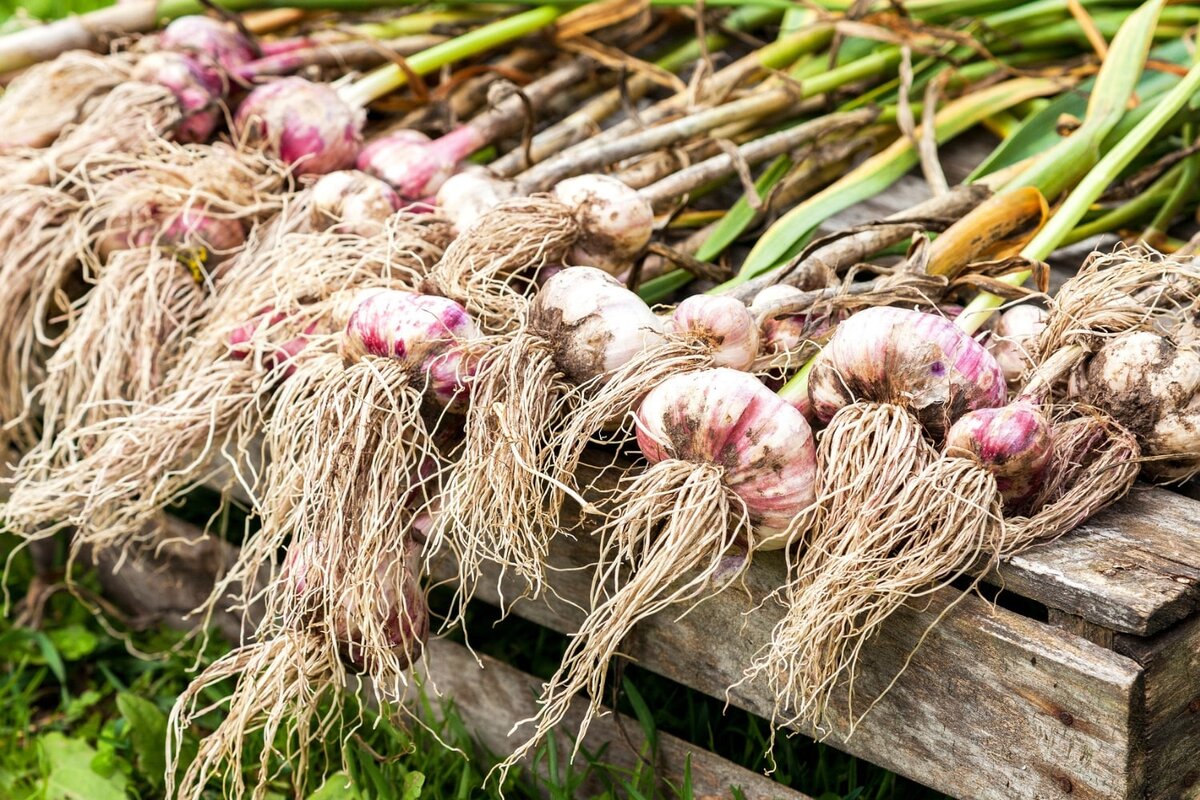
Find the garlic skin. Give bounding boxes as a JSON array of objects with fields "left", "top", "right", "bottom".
[
  {"left": 751, "top": 285, "right": 808, "bottom": 356},
  {"left": 636, "top": 368, "right": 817, "bottom": 547},
  {"left": 358, "top": 126, "right": 486, "bottom": 200},
  {"left": 944, "top": 400, "right": 1054, "bottom": 509},
  {"left": 529, "top": 267, "right": 665, "bottom": 384},
  {"left": 670, "top": 295, "right": 759, "bottom": 370},
  {"left": 159, "top": 16, "right": 255, "bottom": 72},
  {"left": 987, "top": 304, "right": 1047, "bottom": 385},
  {"left": 342, "top": 289, "right": 480, "bottom": 370},
  {"left": 749, "top": 284, "right": 841, "bottom": 367},
  {"left": 1072, "top": 330, "right": 1200, "bottom": 480},
  {"left": 131, "top": 52, "right": 224, "bottom": 143},
  {"left": 436, "top": 167, "right": 518, "bottom": 235},
  {"left": 308, "top": 171, "right": 401, "bottom": 236},
  {"left": 551, "top": 174, "right": 653, "bottom": 274},
  {"left": 234, "top": 77, "right": 364, "bottom": 176},
  {"left": 809, "top": 306, "right": 1006, "bottom": 440}
]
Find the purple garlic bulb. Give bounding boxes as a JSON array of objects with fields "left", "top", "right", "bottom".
[
  {"left": 944, "top": 400, "right": 1054, "bottom": 509},
  {"left": 131, "top": 51, "right": 225, "bottom": 143},
  {"left": 159, "top": 16, "right": 255, "bottom": 72},
  {"left": 670, "top": 295, "right": 760, "bottom": 370},
  {"left": 357, "top": 126, "right": 486, "bottom": 201},
  {"left": 808, "top": 306, "right": 1006, "bottom": 440},
  {"left": 235, "top": 77, "right": 364, "bottom": 175}
]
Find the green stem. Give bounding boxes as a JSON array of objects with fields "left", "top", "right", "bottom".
[
  {"left": 354, "top": 7, "right": 501, "bottom": 39},
  {"left": 1143, "top": 123, "right": 1199, "bottom": 242},
  {"left": 729, "top": 77, "right": 1061, "bottom": 285},
  {"left": 777, "top": 357, "right": 815, "bottom": 402},
  {"left": 338, "top": 5, "right": 562, "bottom": 109},
  {"left": 1061, "top": 165, "right": 1179, "bottom": 246},
  {"left": 958, "top": 56, "right": 1200, "bottom": 334}
]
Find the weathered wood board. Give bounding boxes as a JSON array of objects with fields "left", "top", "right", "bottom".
[
  {"left": 997, "top": 487, "right": 1200, "bottom": 636},
  {"left": 1118, "top": 615, "right": 1200, "bottom": 800},
  {"left": 420, "top": 638, "right": 814, "bottom": 800},
  {"left": 435, "top": 531, "right": 1146, "bottom": 800}
]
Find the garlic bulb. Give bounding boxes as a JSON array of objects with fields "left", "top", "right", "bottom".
[
  {"left": 436, "top": 167, "right": 518, "bottom": 234},
  {"left": 669, "top": 295, "right": 759, "bottom": 370},
  {"left": 1072, "top": 330, "right": 1200, "bottom": 480},
  {"left": 987, "top": 304, "right": 1047, "bottom": 385},
  {"left": 552, "top": 174, "right": 653, "bottom": 274},
  {"left": 159, "top": 15, "right": 255, "bottom": 72},
  {"left": 809, "top": 306, "right": 1006, "bottom": 439},
  {"left": 944, "top": 400, "right": 1054, "bottom": 508},
  {"left": 637, "top": 368, "right": 817, "bottom": 547},
  {"left": 528, "top": 266, "right": 665, "bottom": 384},
  {"left": 309, "top": 171, "right": 401, "bottom": 236},
  {"left": 235, "top": 77, "right": 364, "bottom": 175},
  {"left": 359, "top": 126, "right": 489, "bottom": 200},
  {"left": 342, "top": 288, "right": 480, "bottom": 375},
  {"left": 130, "top": 52, "right": 225, "bottom": 144}
]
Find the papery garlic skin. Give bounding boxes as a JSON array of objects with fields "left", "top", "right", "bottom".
[
  {"left": 945, "top": 400, "right": 1054, "bottom": 508},
  {"left": 159, "top": 16, "right": 256, "bottom": 72},
  {"left": 436, "top": 167, "right": 519, "bottom": 235},
  {"left": 636, "top": 368, "right": 817, "bottom": 548},
  {"left": 809, "top": 306, "right": 1006, "bottom": 439},
  {"left": 309, "top": 171, "right": 401, "bottom": 236},
  {"left": 342, "top": 289, "right": 480, "bottom": 370},
  {"left": 987, "top": 304, "right": 1047, "bottom": 385},
  {"left": 1072, "top": 330, "right": 1200, "bottom": 480},
  {"left": 529, "top": 267, "right": 665, "bottom": 384},
  {"left": 235, "top": 78, "right": 364, "bottom": 176},
  {"left": 131, "top": 52, "right": 225, "bottom": 144},
  {"left": 552, "top": 174, "right": 653, "bottom": 274},
  {"left": 670, "top": 295, "right": 759, "bottom": 370}
]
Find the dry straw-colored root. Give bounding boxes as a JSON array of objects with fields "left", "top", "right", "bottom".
[
  {"left": 758, "top": 455, "right": 1003, "bottom": 734},
  {"left": 0, "top": 51, "right": 134, "bottom": 150},
  {"left": 0, "top": 186, "right": 83, "bottom": 450},
  {"left": 495, "top": 460, "right": 751, "bottom": 783},
  {"left": 244, "top": 357, "right": 434, "bottom": 660},
  {"left": 11, "top": 81, "right": 181, "bottom": 186},
  {"left": 1035, "top": 246, "right": 1200, "bottom": 363},
  {"left": 548, "top": 340, "right": 713, "bottom": 515},
  {"left": 422, "top": 196, "right": 578, "bottom": 334},
  {"left": 167, "top": 633, "right": 349, "bottom": 800},
  {"left": 6, "top": 215, "right": 446, "bottom": 558},
  {"left": 752, "top": 404, "right": 1139, "bottom": 735},
  {"left": 741, "top": 402, "right": 936, "bottom": 732},
  {"left": 425, "top": 331, "right": 573, "bottom": 624},
  {"left": 33, "top": 247, "right": 205, "bottom": 458},
  {"left": 806, "top": 403, "right": 936, "bottom": 554}
]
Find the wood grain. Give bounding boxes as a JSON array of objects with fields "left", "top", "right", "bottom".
[
  {"left": 992, "top": 486, "right": 1200, "bottom": 636},
  {"left": 1118, "top": 614, "right": 1200, "bottom": 800},
  {"left": 435, "top": 529, "right": 1146, "bottom": 800},
  {"left": 420, "top": 638, "right": 814, "bottom": 800}
]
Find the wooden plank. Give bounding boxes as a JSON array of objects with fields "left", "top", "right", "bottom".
[
  {"left": 436, "top": 531, "right": 1145, "bottom": 800},
  {"left": 991, "top": 486, "right": 1200, "bottom": 636},
  {"left": 1117, "top": 615, "right": 1200, "bottom": 800},
  {"left": 1047, "top": 610, "right": 1115, "bottom": 650},
  {"left": 419, "top": 638, "right": 813, "bottom": 800}
]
